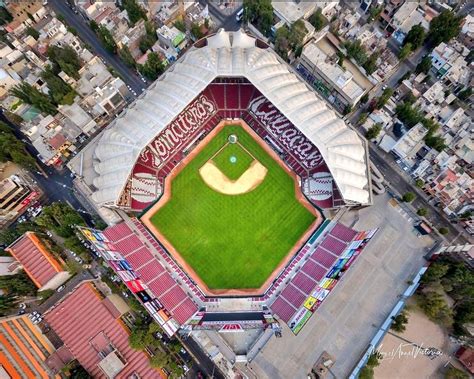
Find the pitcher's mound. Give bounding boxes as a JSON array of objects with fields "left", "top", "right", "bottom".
[{"left": 199, "top": 160, "right": 267, "bottom": 195}]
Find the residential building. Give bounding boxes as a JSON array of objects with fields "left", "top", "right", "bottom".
[
  {"left": 391, "top": 122, "right": 428, "bottom": 168},
  {"left": 0, "top": 176, "right": 32, "bottom": 226},
  {"left": 0, "top": 256, "right": 20, "bottom": 276},
  {"left": 272, "top": 0, "right": 338, "bottom": 25},
  {"left": 455, "top": 346, "right": 474, "bottom": 375},
  {"left": 0, "top": 315, "right": 60, "bottom": 377},
  {"left": 44, "top": 282, "right": 164, "bottom": 378},
  {"left": 430, "top": 41, "right": 470, "bottom": 87},
  {"left": 390, "top": 2, "right": 431, "bottom": 43},
  {"left": 297, "top": 33, "right": 373, "bottom": 112},
  {"left": 6, "top": 232, "right": 70, "bottom": 291},
  {"left": 156, "top": 25, "right": 187, "bottom": 53},
  {"left": 424, "top": 163, "right": 472, "bottom": 216}
]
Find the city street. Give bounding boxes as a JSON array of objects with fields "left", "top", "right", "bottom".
[
  {"left": 48, "top": 0, "right": 147, "bottom": 94},
  {"left": 0, "top": 110, "right": 95, "bottom": 225},
  {"left": 201, "top": 0, "right": 242, "bottom": 31}
]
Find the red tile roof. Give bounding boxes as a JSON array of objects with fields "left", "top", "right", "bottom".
[
  {"left": 456, "top": 346, "right": 474, "bottom": 374},
  {"left": 48, "top": 133, "right": 67, "bottom": 150},
  {"left": 6, "top": 232, "right": 64, "bottom": 288},
  {"left": 44, "top": 283, "right": 164, "bottom": 379}
]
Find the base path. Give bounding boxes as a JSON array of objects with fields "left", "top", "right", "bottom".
[{"left": 199, "top": 160, "right": 267, "bottom": 195}]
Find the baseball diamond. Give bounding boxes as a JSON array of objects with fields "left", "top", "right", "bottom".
[{"left": 141, "top": 121, "right": 320, "bottom": 292}]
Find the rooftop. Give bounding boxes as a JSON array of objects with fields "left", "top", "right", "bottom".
[
  {"left": 44, "top": 283, "right": 163, "bottom": 378},
  {"left": 6, "top": 232, "right": 64, "bottom": 289}
]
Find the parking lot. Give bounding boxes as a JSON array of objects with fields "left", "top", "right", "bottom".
[{"left": 248, "top": 193, "right": 435, "bottom": 379}]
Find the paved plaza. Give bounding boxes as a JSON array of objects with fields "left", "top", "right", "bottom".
[{"left": 249, "top": 193, "right": 435, "bottom": 378}]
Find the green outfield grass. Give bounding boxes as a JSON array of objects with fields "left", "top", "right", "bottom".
[
  {"left": 150, "top": 125, "right": 316, "bottom": 289},
  {"left": 212, "top": 142, "right": 254, "bottom": 180}
]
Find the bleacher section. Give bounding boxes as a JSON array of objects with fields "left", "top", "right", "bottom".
[
  {"left": 269, "top": 223, "right": 378, "bottom": 333},
  {"left": 127, "top": 78, "right": 342, "bottom": 211},
  {"left": 102, "top": 223, "right": 199, "bottom": 326}
]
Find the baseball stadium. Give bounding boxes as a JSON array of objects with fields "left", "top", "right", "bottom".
[{"left": 71, "top": 30, "right": 376, "bottom": 358}]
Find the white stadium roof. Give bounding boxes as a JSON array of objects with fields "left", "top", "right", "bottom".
[{"left": 85, "top": 29, "right": 370, "bottom": 206}]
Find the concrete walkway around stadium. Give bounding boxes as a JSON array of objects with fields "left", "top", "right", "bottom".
[{"left": 247, "top": 193, "right": 435, "bottom": 379}]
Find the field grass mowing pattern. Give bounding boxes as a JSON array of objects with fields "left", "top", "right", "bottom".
[{"left": 151, "top": 125, "right": 316, "bottom": 289}]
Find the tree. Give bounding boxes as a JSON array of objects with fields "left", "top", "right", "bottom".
[
  {"left": 96, "top": 25, "right": 117, "bottom": 53},
  {"left": 415, "top": 179, "right": 424, "bottom": 188},
  {"left": 10, "top": 82, "right": 57, "bottom": 115},
  {"left": 119, "top": 45, "right": 136, "bottom": 67},
  {"left": 424, "top": 133, "right": 446, "bottom": 151},
  {"left": 358, "top": 112, "right": 368, "bottom": 125},
  {"left": 403, "top": 25, "right": 426, "bottom": 49},
  {"left": 0, "top": 6, "right": 13, "bottom": 26},
  {"left": 417, "top": 291, "right": 452, "bottom": 325},
  {"left": 365, "top": 123, "right": 382, "bottom": 140},
  {"left": 395, "top": 103, "right": 423, "bottom": 128},
  {"left": 122, "top": 0, "right": 147, "bottom": 25},
  {"left": 438, "top": 227, "right": 449, "bottom": 235},
  {"left": 376, "top": 88, "right": 394, "bottom": 109},
  {"left": 138, "top": 52, "right": 164, "bottom": 80},
  {"left": 417, "top": 208, "right": 427, "bottom": 217},
  {"left": 26, "top": 26, "right": 40, "bottom": 40},
  {"left": 457, "top": 87, "right": 472, "bottom": 101},
  {"left": 174, "top": 19, "right": 186, "bottom": 33},
  {"left": 391, "top": 310, "right": 409, "bottom": 332},
  {"left": 343, "top": 39, "right": 368, "bottom": 66},
  {"left": 415, "top": 56, "right": 432, "bottom": 74},
  {"left": 129, "top": 329, "right": 147, "bottom": 350},
  {"left": 398, "top": 43, "right": 413, "bottom": 61},
  {"left": 139, "top": 34, "right": 156, "bottom": 53},
  {"left": 402, "top": 192, "right": 415, "bottom": 202},
  {"left": 363, "top": 52, "right": 379, "bottom": 75},
  {"left": 308, "top": 8, "right": 327, "bottom": 31},
  {"left": 289, "top": 19, "right": 307, "bottom": 52},
  {"left": 421, "top": 262, "right": 449, "bottom": 285},
  {"left": 274, "top": 26, "right": 291, "bottom": 61},
  {"left": 445, "top": 366, "right": 469, "bottom": 379},
  {"left": 41, "top": 66, "right": 75, "bottom": 105},
  {"left": 0, "top": 271, "right": 37, "bottom": 297},
  {"left": 47, "top": 46, "right": 82, "bottom": 79},
  {"left": 190, "top": 22, "right": 204, "bottom": 40},
  {"left": 243, "top": 0, "right": 273, "bottom": 36},
  {"left": 149, "top": 351, "right": 169, "bottom": 368},
  {"left": 427, "top": 11, "right": 462, "bottom": 47},
  {"left": 368, "top": 6, "right": 383, "bottom": 23},
  {"left": 360, "top": 94, "right": 369, "bottom": 104}
]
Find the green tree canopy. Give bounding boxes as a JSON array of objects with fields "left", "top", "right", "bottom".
[
  {"left": 26, "top": 26, "right": 40, "bottom": 40},
  {"left": 47, "top": 46, "right": 82, "bottom": 79},
  {"left": 395, "top": 102, "right": 423, "bottom": 128},
  {"left": 343, "top": 39, "right": 368, "bottom": 66},
  {"left": 0, "top": 6, "right": 13, "bottom": 26},
  {"left": 243, "top": 0, "right": 273, "bottom": 36},
  {"left": 403, "top": 24, "right": 426, "bottom": 49},
  {"left": 122, "top": 0, "right": 147, "bottom": 25},
  {"left": 365, "top": 123, "right": 382, "bottom": 139},
  {"left": 308, "top": 8, "right": 327, "bottom": 31},
  {"left": 427, "top": 11, "right": 462, "bottom": 47},
  {"left": 417, "top": 208, "right": 428, "bottom": 216},
  {"left": 41, "top": 66, "right": 75, "bottom": 105},
  {"left": 415, "top": 56, "right": 431, "bottom": 74},
  {"left": 402, "top": 192, "right": 415, "bottom": 202},
  {"left": 10, "top": 82, "right": 57, "bottom": 115},
  {"left": 391, "top": 310, "right": 409, "bottom": 333},
  {"left": 96, "top": 25, "right": 117, "bottom": 53},
  {"left": 119, "top": 45, "right": 136, "bottom": 67},
  {"left": 138, "top": 52, "right": 164, "bottom": 80},
  {"left": 398, "top": 43, "right": 413, "bottom": 61}
]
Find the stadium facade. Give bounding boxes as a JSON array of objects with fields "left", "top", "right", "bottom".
[{"left": 70, "top": 30, "right": 376, "bottom": 367}]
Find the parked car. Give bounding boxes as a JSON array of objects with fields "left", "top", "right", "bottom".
[{"left": 56, "top": 285, "right": 65, "bottom": 293}]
